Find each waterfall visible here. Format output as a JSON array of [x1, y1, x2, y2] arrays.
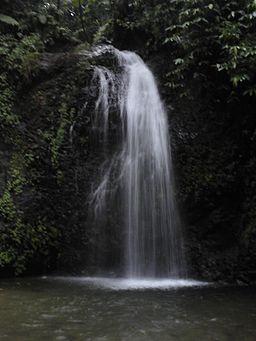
[[91, 46, 186, 278]]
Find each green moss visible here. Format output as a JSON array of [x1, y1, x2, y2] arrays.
[[0, 251, 15, 268], [21, 51, 41, 79], [0, 74, 18, 129], [0, 190, 16, 221], [9, 218, 60, 275], [0, 152, 26, 220], [51, 104, 69, 169]]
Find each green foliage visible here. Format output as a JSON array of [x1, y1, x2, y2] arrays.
[[0, 0, 109, 276], [0, 217, 59, 275], [0, 33, 43, 78], [72, 0, 112, 42], [93, 20, 113, 44], [164, 0, 256, 98], [0, 152, 26, 220], [51, 103, 70, 169], [0, 14, 19, 26], [114, 0, 256, 252], [0, 33, 43, 130], [0, 190, 16, 221], [0, 150, 60, 275], [72, 0, 82, 8], [0, 74, 18, 128]]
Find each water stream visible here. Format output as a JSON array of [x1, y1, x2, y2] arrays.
[[91, 46, 185, 278]]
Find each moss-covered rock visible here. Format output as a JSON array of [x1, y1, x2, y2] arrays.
[[0, 49, 95, 275]]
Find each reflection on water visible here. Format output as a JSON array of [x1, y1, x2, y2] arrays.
[[0, 277, 256, 340]]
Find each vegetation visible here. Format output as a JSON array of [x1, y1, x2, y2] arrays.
[[0, 0, 255, 280], [111, 0, 256, 279]]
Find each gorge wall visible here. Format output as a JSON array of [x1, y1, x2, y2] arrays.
[[0, 46, 255, 283]]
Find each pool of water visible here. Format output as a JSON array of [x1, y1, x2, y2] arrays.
[[0, 277, 255, 340]]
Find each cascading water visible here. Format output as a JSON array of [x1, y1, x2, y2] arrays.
[[91, 46, 186, 278]]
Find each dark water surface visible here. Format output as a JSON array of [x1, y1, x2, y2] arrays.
[[0, 277, 255, 340]]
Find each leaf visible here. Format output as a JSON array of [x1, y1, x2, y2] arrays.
[[72, 0, 88, 8], [38, 14, 47, 25], [72, 0, 80, 8], [231, 74, 249, 87], [174, 58, 184, 65], [0, 14, 19, 26]]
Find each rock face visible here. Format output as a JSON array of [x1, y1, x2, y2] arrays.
[[0, 46, 255, 282], [0, 51, 93, 275], [0, 48, 126, 276]]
